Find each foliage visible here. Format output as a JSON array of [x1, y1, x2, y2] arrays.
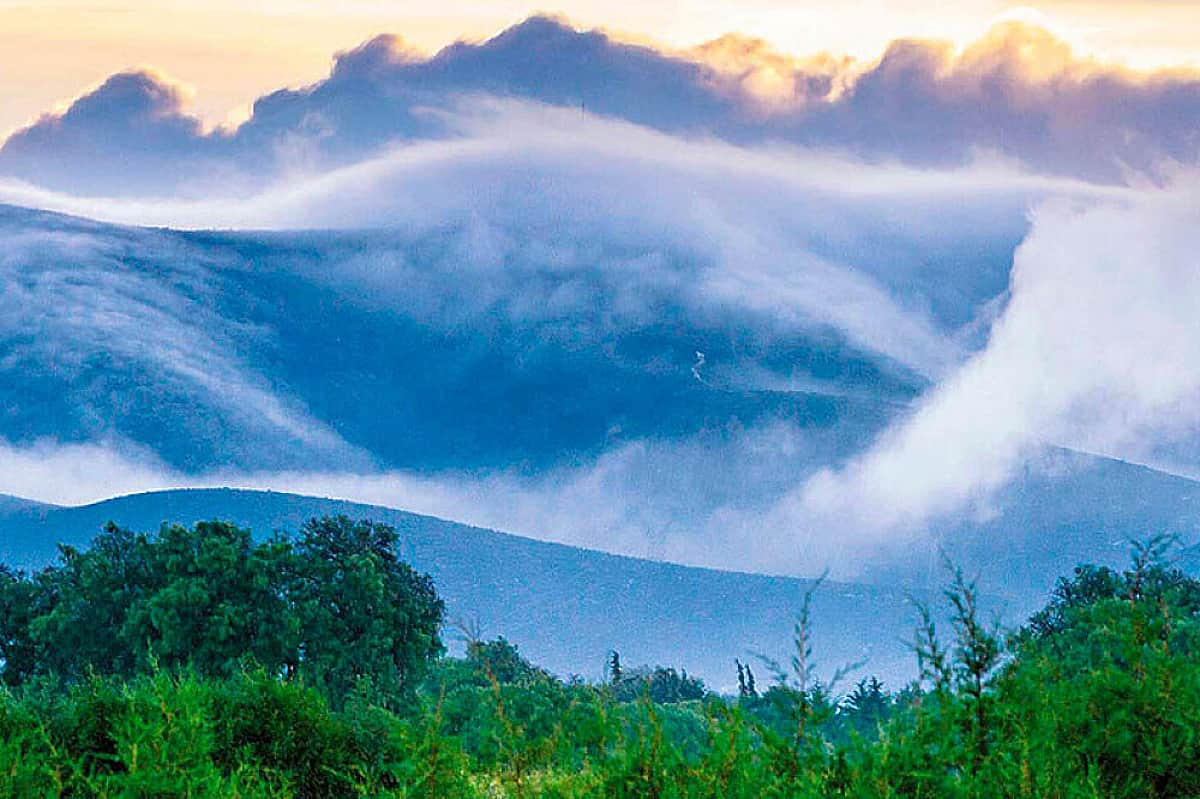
[[2, 527, 1200, 797], [610, 663, 707, 704], [0, 516, 444, 708], [288, 516, 445, 707]]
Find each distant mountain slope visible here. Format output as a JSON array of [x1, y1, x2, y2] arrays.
[[0, 488, 938, 689], [1, 467, 1196, 689], [0, 494, 53, 517], [0, 202, 927, 477], [872, 453, 1200, 613], [0, 199, 974, 570]]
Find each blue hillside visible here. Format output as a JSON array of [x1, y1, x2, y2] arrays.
[[0, 488, 935, 689]]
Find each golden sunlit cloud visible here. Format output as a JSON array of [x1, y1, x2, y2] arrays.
[[1, 0, 1198, 142]]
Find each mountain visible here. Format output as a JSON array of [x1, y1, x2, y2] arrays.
[[0, 488, 937, 689], [0, 494, 49, 516], [0, 195, 962, 571], [0, 202, 925, 477], [4, 464, 1199, 690], [4, 198, 1200, 595], [874, 453, 1200, 613]]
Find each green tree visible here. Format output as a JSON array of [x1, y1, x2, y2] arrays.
[[613, 665, 706, 704], [0, 516, 445, 711], [0, 565, 43, 686], [24, 524, 154, 680], [465, 637, 549, 686], [839, 677, 890, 739], [945, 564, 1001, 767], [994, 542, 1200, 797], [290, 516, 444, 707], [123, 521, 297, 677]]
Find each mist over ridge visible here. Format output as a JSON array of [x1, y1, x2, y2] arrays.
[[1, 12, 1199, 581]]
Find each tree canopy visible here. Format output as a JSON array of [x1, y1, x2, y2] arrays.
[[0, 516, 444, 706]]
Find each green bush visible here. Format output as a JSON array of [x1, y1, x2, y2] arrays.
[[2, 526, 1200, 797]]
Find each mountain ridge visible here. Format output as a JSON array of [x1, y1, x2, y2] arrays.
[[0, 487, 942, 688], [4, 471, 1199, 689]]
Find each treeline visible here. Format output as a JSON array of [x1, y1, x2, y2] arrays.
[[2, 520, 1200, 797], [0, 517, 443, 706]]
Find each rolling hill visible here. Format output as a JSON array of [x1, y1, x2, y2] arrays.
[[3, 468, 1200, 691], [0, 487, 942, 690]]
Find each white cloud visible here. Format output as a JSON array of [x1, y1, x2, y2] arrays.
[[772, 181, 1200, 552], [1, 103, 1117, 380], [0, 439, 179, 507], [0, 217, 357, 464], [3, 103, 1188, 579], [0, 420, 835, 567]]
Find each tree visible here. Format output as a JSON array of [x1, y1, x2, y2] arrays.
[[0, 516, 445, 710], [612, 665, 706, 703], [736, 659, 760, 699], [289, 516, 444, 706], [0, 565, 41, 685], [1024, 543, 1200, 648], [466, 637, 549, 685], [22, 523, 154, 680], [839, 677, 890, 738], [945, 565, 1001, 766], [124, 521, 297, 677], [8, 521, 296, 682], [1000, 543, 1200, 797]]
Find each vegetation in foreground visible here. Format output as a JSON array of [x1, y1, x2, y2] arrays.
[[0, 518, 1197, 797]]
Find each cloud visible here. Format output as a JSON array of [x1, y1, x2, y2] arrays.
[[792, 22, 1200, 181], [0, 416, 862, 573], [6, 175, 1200, 579], [775, 180, 1200, 549], [0, 113, 1039, 571], [684, 34, 852, 111], [2, 101, 1117, 388], [5, 95, 1195, 577], [0, 70, 237, 197], [0, 108, 996, 380], [0, 104, 1114, 486], [0, 438, 178, 507], [0, 417, 804, 541], [0, 207, 360, 471], [222, 420, 833, 558], [3, 16, 1200, 196]]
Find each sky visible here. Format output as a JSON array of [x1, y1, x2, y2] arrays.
[[3, 0, 1200, 138], [3, 1, 1200, 577]]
